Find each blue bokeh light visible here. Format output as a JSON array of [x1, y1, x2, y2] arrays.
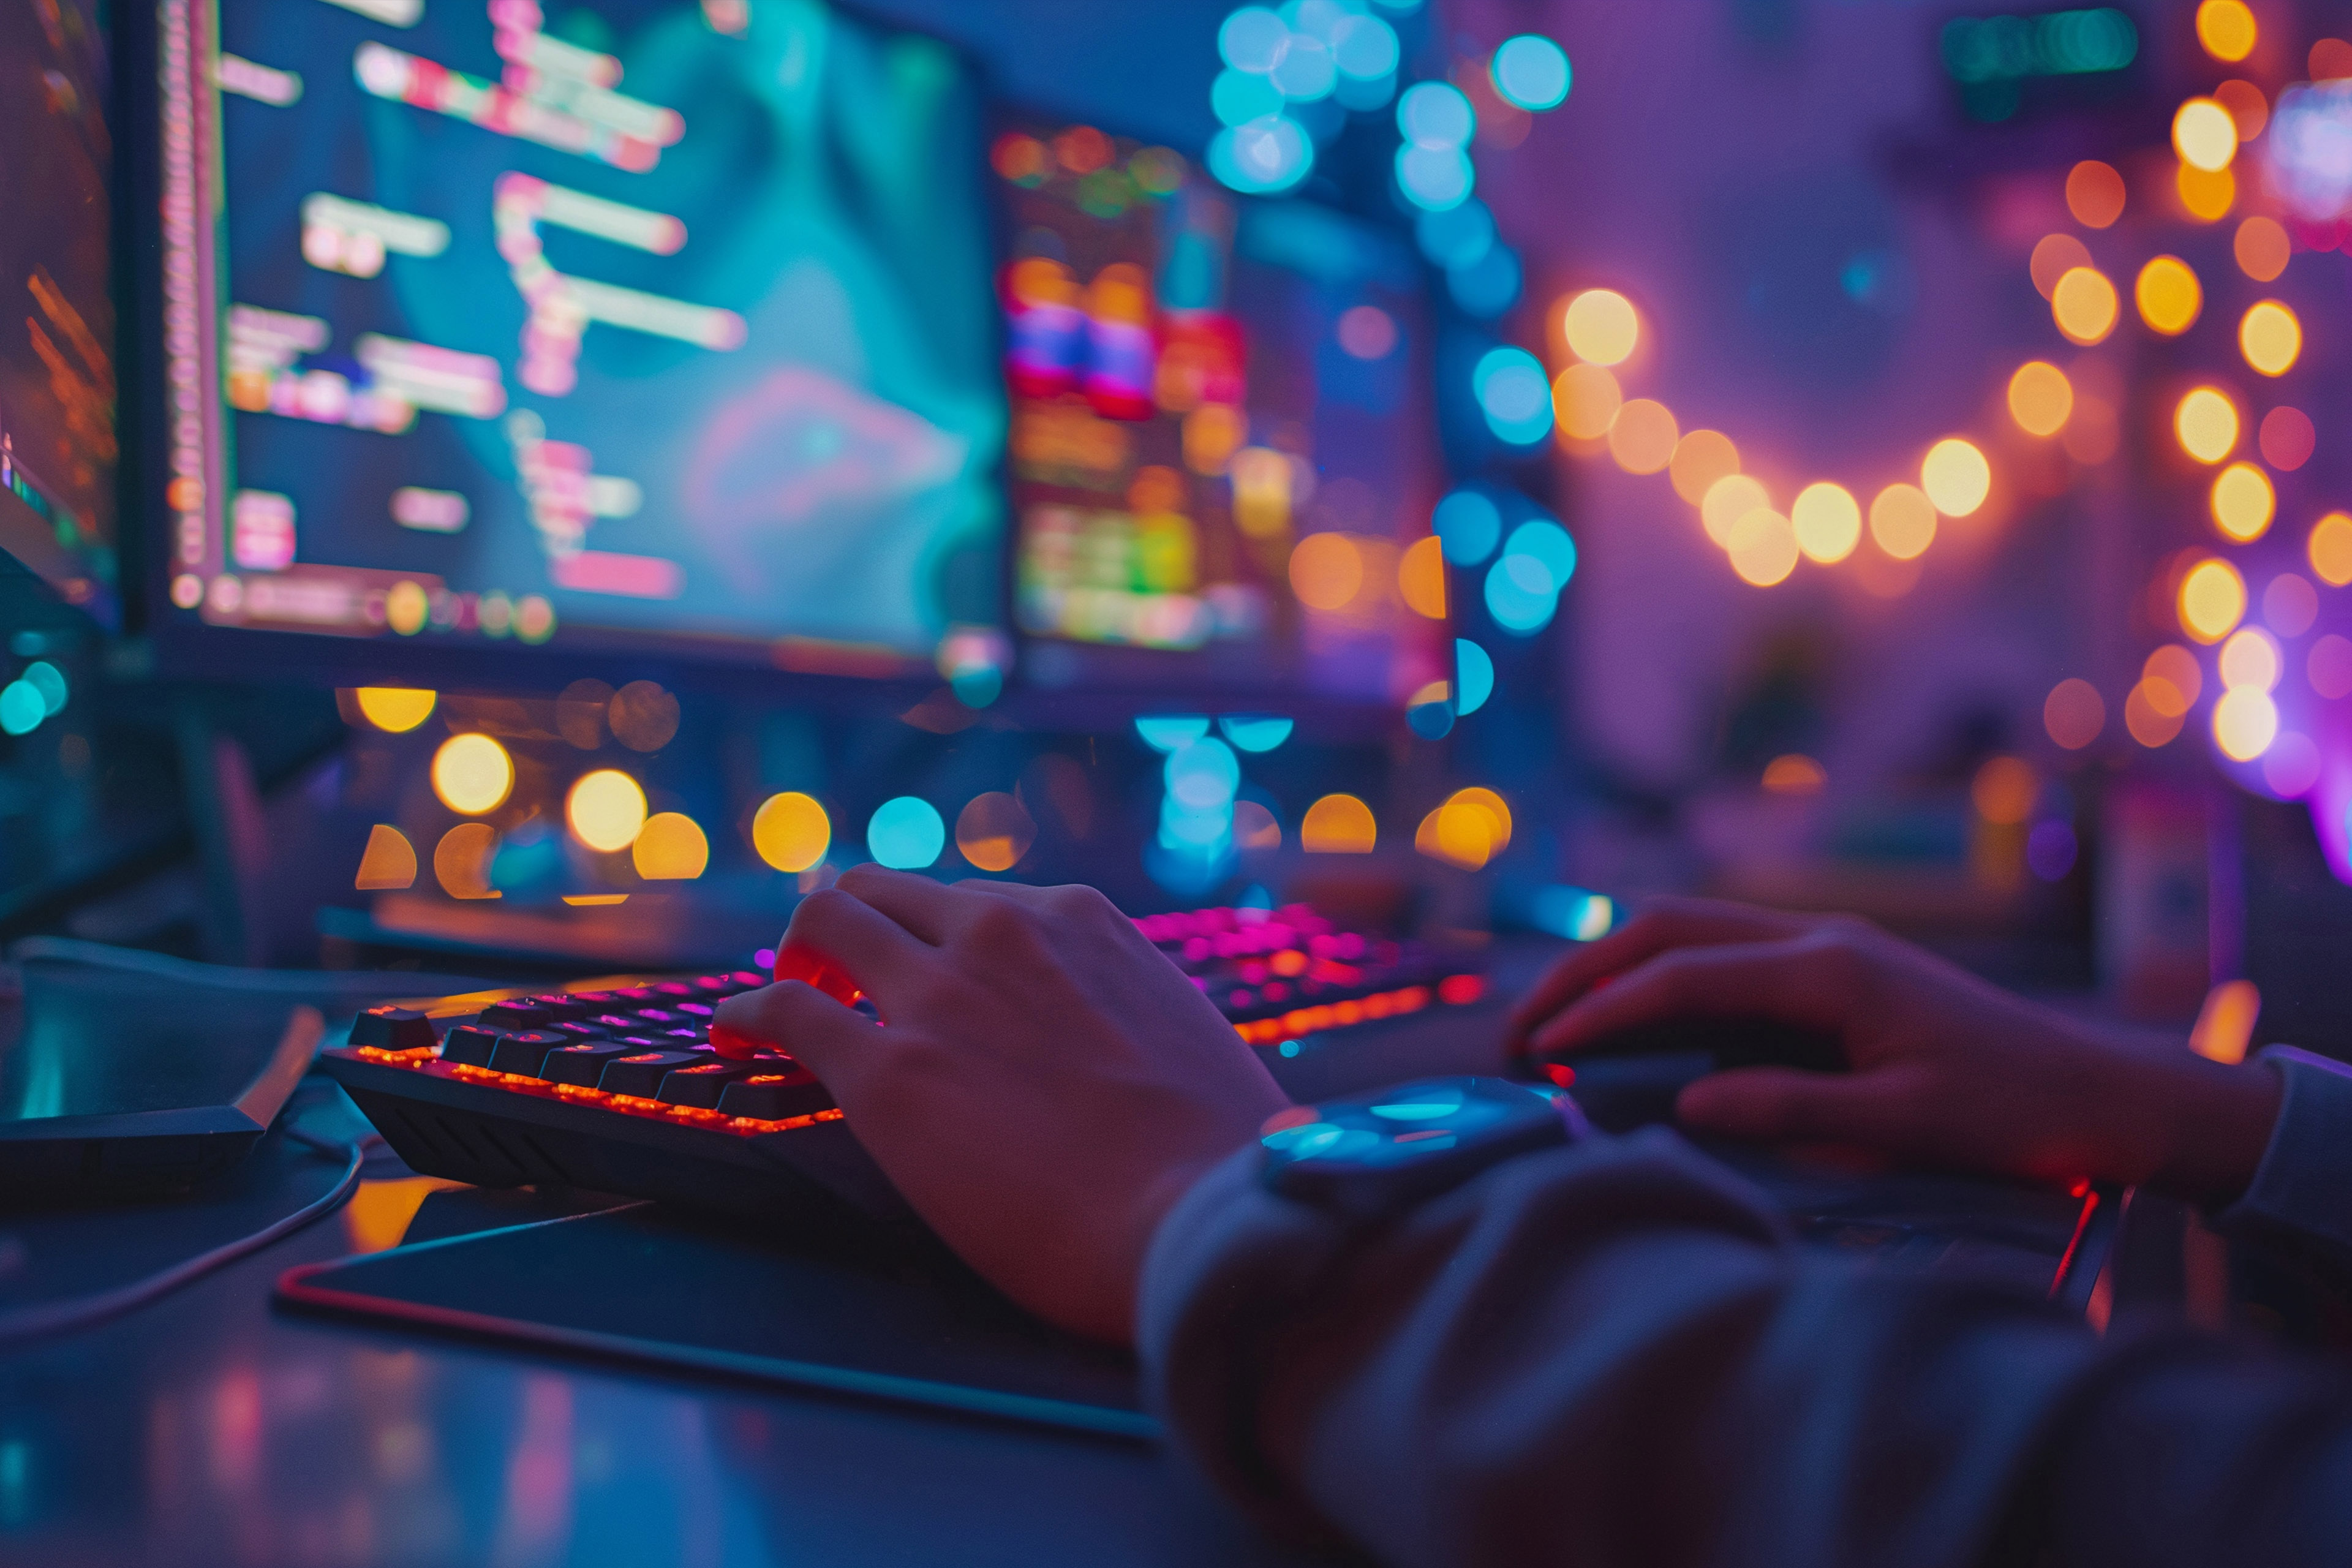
[[1268, 34, 1335, 100], [1218, 715, 1295, 752], [1504, 518, 1577, 589], [1472, 347, 1554, 444], [1166, 737, 1242, 812], [1491, 34, 1572, 110], [1331, 12, 1399, 80], [1485, 554, 1557, 633], [1136, 715, 1212, 752], [21, 660, 66, 715], [1212, 67, 1285, 126], [1397, 81, 1474, 146], [1396, 144, 1473, 210], [1415, 198, 1494, 270], [1455, 638, 1494, 714], [1210, 115, 1314, 193], [1432, 489, 1502, 565], [1218, 7, 1289, 73], [0, 682, 42, 736], [867, 797, 946, 869], [1448, 244, 1521, 317]]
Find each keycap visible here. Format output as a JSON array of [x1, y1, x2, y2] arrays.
[[596, 1050, 704, 1097], [522, 993, 595, 1022], [549, 1020, 608, 1042], [437, 1024, 502, 1066], [487, 1030, 573, 1076], [717, 1070, 834, 1120], [568, 991, 622, 1010], [655, 1061, 758, 1107], [589, 1014, 641, 1034], [658, 1028, 705, 1047], [728, 971, 767, 989], [648, 981, 696, 1000], [610, 987, 663, 1005], [631, 1008, 685, 1027], [676, 1002, 715, 1018], [352, 1006, 437, 1050], [536, 1042, 641, 1085], [478, 1001, 556, 1031]]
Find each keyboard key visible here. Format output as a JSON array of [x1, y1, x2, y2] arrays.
[[549, 1020, 609, 1042], [536, 1042, 639, 1085], [655, 1061, 757, 1107], [676, 1002, 715, 1019], [631, 1008, 686, 1027], [487, 1030, 573, 1076], [588, 1014, 641, 1034], [478, 1001, 556, 1031], [568, 991, 622, 1010], [717, 1070, 834, 1120], [352, 1006, 437, 1050], [437, 1024, 502, 1066], [648, 981, 697, 1000], [728, 970, 768, 989], [610, 987, 663, 1005], [659, 1028, 706, 1046], [522, 993, 596, 1022], [596, 1050, 704, 1097]]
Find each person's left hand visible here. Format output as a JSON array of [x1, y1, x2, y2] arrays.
[[710, 868, 1290, 1345]]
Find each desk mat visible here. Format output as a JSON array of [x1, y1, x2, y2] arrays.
[[275, 1204, 1155, 1441]]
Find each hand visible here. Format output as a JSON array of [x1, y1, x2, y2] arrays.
[[709, 868, 1290, 1344], [1509, 897, 2282, 1203]]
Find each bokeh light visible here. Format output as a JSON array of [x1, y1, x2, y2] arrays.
[[1398, 536, 1448, 619], [1869, 483, 1937, 560], [1491, 34, 1570, 110], [2044, 678, 2105, 750], [2125, 685, 2185, 748], [1506, 519, 1577, 587], [2051, 267, 2117, 344], [1415, 800, 1493, 870], [1726, 509, 1799, 587], [1551, 363, 1622, 442], [2311, 634, 2352, 699], [1701, 475, 1770, 546], [1560, 289, 1639, 365], [1395, 142, 1471, 209], [2143, 644, 2203, 716], [2179, 557, 2247, 643], [1607, 399, 1678, 474], [633, 813, 710, 880], [2210, 462, 2275, 541], [2316, 37, 2352, 79], [1447, 786, 1512, 853], [1455, 639, 1494, 715], [609, 680, 680, 752], [2213, 687, 2278, 761], [955, 792, 1036, 872], [2176, 388, 2239, 463], [1416, 198, 1494, 269], [2134, 255, 2202, 335], [1484, 552, 1558, 633], [1300, 794, 1377, 853], [2263, 733, 2321, 799], [2214, 79, 2269, 141], [1921, 439, 1991, 516], [1972, 756, 2037, 825], [1336, 305, 1397, 359], [1474, 347, 1554, 443], [2261, 407, 2316, 471], [1212, 115, 1313, 195], [2264, 574, 2319, 638], [2007, 361, 2073, 436], [1762, 755, 1826, 794], [1219, 715, 1295, 752], [2174, 98, 2237, 172], [867, 797, 946, 869], [434, 823, 500, 900], [2065, 160, 2126, 227], [1289, 532, 1364, 609], [431, 733, 513, 815], [1218, 7, 1286, 72], [1790, 483, 1862, 564], [2240, 301, 2302, 376], [1398, 80, 1474, 146], [567, 769, 647, 852], [1668, 430, 1740, 504], [2195, 0, 2256, 62], [2029, 233, 2091, 299], [354, 824, 417, 891], [752, 792, 831, 873], [355, 687, 436, 733], [2177, 162, 2234, 222], [1135, 715, 1212, 752], [2219, 627, 2280, 692], [1433, 489, 1502, 564], [2309, 513, 2352, 587]]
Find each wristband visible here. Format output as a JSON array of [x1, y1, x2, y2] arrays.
[[1257, 1076, 1588, 1224]]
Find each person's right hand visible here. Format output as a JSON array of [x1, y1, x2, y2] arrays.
[[1509, 897, 2282, 1203]]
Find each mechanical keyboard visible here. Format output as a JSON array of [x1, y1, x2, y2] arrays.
[[318, 903, 1487, 1231]]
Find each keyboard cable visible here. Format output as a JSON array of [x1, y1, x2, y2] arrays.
[[0, 1122, 380, 1351]]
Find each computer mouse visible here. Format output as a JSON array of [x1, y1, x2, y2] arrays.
[[1521, 1017, 1847, 1133]]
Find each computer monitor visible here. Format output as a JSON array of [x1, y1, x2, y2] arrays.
[[137, 0, 1005, 688], [993, 119, 1449, 721], [1, 0, 119, 625]]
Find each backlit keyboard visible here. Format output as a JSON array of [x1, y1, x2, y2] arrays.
[[318, 905, 1487, 1227]]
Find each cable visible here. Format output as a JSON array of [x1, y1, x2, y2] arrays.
[[0, 1130, 376, 1351]]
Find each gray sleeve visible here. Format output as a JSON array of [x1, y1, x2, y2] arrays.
[[2210, 1045, 2352, 1268], [1139, 1127, 2352, 1568]]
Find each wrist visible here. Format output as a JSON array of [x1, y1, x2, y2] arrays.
[[2134, 1054, 2284, 1205]]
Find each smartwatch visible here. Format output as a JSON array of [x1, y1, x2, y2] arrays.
[[1257, 1076, 1589, 1223]]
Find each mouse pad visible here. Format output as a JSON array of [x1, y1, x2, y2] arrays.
[[275, 1204, 1155, 1441]]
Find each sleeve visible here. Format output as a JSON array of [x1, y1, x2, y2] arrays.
[[1138, 1126, 2352, 1568], [2209, 1045, 2352, 1270]]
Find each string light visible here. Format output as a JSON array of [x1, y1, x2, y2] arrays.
[[2174, 98, 2237, 172], [1790, 483, 1862, 564], [2175, 388, 2239, 463], [1920, 439, 1991, 516], [2134, 255, 2202, 334], [2239, 301, 2302, 375], [2052, 266, 2118, 344], [2007, 362, 2073, 435], [2179, 558, 2247, 643], [2209, 462, 2274, 541]]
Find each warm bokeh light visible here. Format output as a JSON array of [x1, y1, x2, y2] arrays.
[[752, 792, 831, 873], [1869, 484, 1937, 560], [2064, 395, 2119, 464], [434, 823, 500, 900], [2143, 644, 2203, 717], [1921, 439, 1991, 516], [1300, 793, 1378, 853], [1761, 754, 1826, 794], [2043, 679, 2105, 750], [608, 680, 680, 752], [2240, 301, 2302, 376], [1551, 363, 1621, 441], [1791, 483, 1862, 564], [2176, 162, 2234, 222], [2259, 407, 2315, 472], [1234, 800, 1281, 851], [2196, 0, 2257, 61], [431, 733, 513, 815], [2179, 558, 2247, 643], [2064, 160, 2126, 228], [1607, 398, 1678, 473], [2051, 266, 2117, 344], [1668, 429, 1740, 505], [1560, 288, 1639, 365], [2125, 684, 2186, 747], [1971, 756, 2037, 825], [2317, 38, 2352, 80], [2212, 78, 2268, 140], [1726, 509, 1799, 587], [2028, 233, 2092, 299], [2264, 733, 2323, 799], [1289, 532, 1364, 610], [2264, 573, 2319, 638], [2133, 255, 2202, 335], [2213, 687, 2278, 762], [632, 813, 710, 880], [954, 791, 1037, 872], [2311, 634, 2352, 699], [354, 824, 418, 890], [2309, 513, 2352, 587], [2007, 361, 2073, 436], [355, 687, 437, 733], [1446, 786, 1512, 853], [2219, 627, 2280, 692], [2210, 462, 2275, 541], [1700, 475, 1770, 546], [1414, 801, 1493, 870], [2175, 388, 2239, 463], [2174, 98, 2237, 172], [567, 769, 648, 853], [1397, 535, 1448, 619]]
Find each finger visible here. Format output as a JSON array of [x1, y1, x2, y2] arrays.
[[710, 979, 881, 1070], [829, 864, 974, 944], [1507, 899, 1812, 1042], [1528, 937, 1854, 1057], [779, 886, 935, 1011], [1676, 1064, 1912, 1147]]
